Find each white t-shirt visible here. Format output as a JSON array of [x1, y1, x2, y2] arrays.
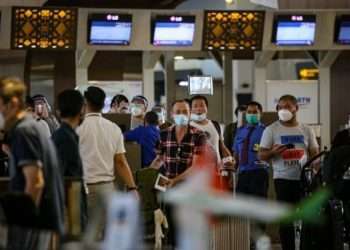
[[190, 120, 222, 160], [77, 113, 126, 184], [260, 121, 319, 180]]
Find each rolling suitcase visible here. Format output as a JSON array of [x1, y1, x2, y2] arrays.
[[210, 170, 250, 250]]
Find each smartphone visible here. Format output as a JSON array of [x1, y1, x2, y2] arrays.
[[154, 174, 169, 192], [285, 143, 295, 149]]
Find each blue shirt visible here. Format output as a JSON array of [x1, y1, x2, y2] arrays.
[[124, 125, 160, 167], [233, 123, 266, 172]]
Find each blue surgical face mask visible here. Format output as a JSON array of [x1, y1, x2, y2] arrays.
[[190, 113, 207, 122], [173, 114, 189, 126]]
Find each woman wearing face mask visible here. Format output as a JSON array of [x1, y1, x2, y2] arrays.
[[259, 95, 319, 250], [130, 95, 148, 129]]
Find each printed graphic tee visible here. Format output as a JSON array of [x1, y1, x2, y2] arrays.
[[260, 121, 319, 180]]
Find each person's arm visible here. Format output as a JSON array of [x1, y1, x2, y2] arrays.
[[13, 129, 44, 206], [308, 127, 320, 171], [168, 165, 196, 187], [232, 133, 240, 169], [220, 140, 232, 158], [23, 165, 45, 206], [114, 153, 137, 190], [258, 127, 287, 161], [259, 145, 287, 161]]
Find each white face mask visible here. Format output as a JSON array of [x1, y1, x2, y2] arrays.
[[190, 113, 207, 122], [278, 109, 293, 122], [131, 106, 143, 117]]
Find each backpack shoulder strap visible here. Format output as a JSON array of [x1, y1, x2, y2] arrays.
[[211, 120, 221, 136]]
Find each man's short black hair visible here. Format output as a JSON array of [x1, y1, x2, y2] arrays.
[[171, 99, 190, 108], [234, 105, 247, 117], [110, 94, 129, 108], [58, 90, 84, 118], [145, 111, 159, 126], [246, 101, 263, 112], [278, 95, 298, 106], [84, 86, 106, 112], [190, 95, 209, 108]]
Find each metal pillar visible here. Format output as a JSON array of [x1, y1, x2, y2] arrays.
[[164, 52, 176, 118], [142, 51, 161, 109], [254, 67, 267, 109]]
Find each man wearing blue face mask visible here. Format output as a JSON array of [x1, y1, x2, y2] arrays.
[[151, 99, 207, 185], [150, 99, 207, 247], [233, 101, 268, 198]]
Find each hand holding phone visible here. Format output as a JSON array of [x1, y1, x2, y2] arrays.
[[285, 143, 295, 149]]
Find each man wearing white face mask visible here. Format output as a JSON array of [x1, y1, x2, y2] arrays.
[[130, 95, 148, 129], [189, 95, 234, 168], [259, 95, 319, 250]]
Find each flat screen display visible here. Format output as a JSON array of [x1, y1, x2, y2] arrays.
[[88, 14, 132, 45], [189, 76, 213, 95], [335, 16, 350, 44], [152, 15, 195, 46], [272, 15, 316, 46]]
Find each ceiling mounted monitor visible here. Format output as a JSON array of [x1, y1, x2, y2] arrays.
[[188, 76, 213, 95], [335, 15, 350, 45], [151, 15, 196, 46], [88, 13, 132, 45], [272, 15, 316, 46]]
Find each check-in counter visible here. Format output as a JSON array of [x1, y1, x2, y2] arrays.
[[115, 142, 142, 189]]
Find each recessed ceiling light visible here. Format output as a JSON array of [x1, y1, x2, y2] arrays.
[[174, 56, 185, 60], [179, 81, 189, 87]]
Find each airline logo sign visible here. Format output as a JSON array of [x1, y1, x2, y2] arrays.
[[273, 97, 312, 109]]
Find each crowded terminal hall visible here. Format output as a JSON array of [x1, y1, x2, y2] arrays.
[[0, 0, 349, 250]]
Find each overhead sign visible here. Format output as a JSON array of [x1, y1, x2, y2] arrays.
[[250, 0, 278, 9], [266, 80, 319, 124]]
